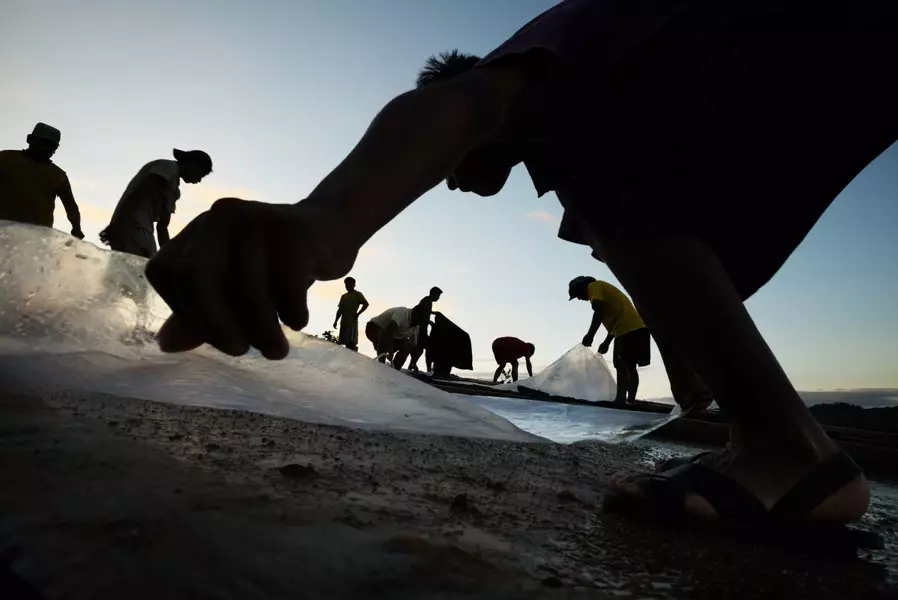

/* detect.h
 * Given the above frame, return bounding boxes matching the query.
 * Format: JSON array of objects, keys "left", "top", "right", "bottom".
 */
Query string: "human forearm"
[
  {"left": 586, "top": 313, "right": 602, "bottom": 340},
  {"left": 301, "top": 68, "right": 523, "bottom": 248},
  {"left": 58, "top": 180, "right": 82, "bottom": 234}
]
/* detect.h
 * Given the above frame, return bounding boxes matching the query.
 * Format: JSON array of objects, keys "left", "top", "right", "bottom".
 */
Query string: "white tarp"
[
  {"left": 498, "top": 344, "right": 617, "bottom": 402},
  {"left": 0, "top": 222, "right": 677, "bottom": 445},
  {"left": 0, "top": 222, "right": 535, "bottom": 442}
]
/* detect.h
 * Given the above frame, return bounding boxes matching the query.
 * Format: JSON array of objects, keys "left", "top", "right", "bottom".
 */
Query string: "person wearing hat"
[
  {"left": 0, "top": 122, "right": 83, "bottom": 239},
  {"left": 409, "top": 286, "right": 442, "bottom": 372},
  {"left": 100, "top": 148, "right": 213, "bottom": 258},
  {"left": 569, "top": 276, "right": 650, "bottom": 405}
]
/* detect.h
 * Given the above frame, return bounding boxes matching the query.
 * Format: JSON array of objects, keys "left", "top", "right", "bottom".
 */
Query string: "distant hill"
[{"left": 799, "top": 389, "right": 898, "bottom": 408}]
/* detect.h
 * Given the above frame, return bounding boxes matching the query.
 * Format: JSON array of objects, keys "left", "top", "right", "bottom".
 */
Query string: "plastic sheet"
[
  {"left": 499, "top": 344, "right": 617, "bottom": 402},
  {"left": 0, "top": 222, "right": 534, "bottom": 442}
]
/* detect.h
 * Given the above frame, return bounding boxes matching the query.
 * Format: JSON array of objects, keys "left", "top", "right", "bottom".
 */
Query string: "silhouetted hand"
[
  {"left": 582, "top": 335, "right": 594, "bottom": 347},
  {"left": 71, "top": 228, "right": 85, "bottom": 240},
  {"left": 145, "top": 198, "right": 357, "bottom": 359},
  {"left": 333, "top": 320, "right": 339, "bottom": 329},
  {"left": 598, "top": 342, "right": 610, "bottom": 354}
]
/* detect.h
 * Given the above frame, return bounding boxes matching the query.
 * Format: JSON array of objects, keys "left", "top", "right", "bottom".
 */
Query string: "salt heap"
[{"left": 499, "top": 344, "right": 617, "bottom": 402}]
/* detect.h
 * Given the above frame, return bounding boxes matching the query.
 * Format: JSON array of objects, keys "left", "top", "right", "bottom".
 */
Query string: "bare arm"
[
  {"left": 525, "top": 356, "right": 533, "bottom": 378},
  {"left": 301, "top": 65, "right": 526, "bottom": 249},
  {"left": 357, "top": 299, "right": 369, "bottom": 318},
  {"left": 157, "top": 211, "right": 171, "bottom": 247},
  {"left": 57, "top": 176, "right": 83, "bottom": 238},
  {"left": 583, "top": 301, "right": 605, "bottom": 346},
  {"left": 333, "top": 307, "right": 342, "bottom": 328}
]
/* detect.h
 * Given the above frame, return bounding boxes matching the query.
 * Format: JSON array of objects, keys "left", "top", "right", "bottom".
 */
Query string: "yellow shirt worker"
[{"left": 569, "top": 275, "right": 650, "bottom": 404}]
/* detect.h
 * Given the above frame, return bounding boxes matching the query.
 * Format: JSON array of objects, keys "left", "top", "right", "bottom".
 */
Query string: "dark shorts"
[
  {"left": 613, "top": 328, "right": 651, "bottom": 369},
  {"left": 484, "top": 0, "right": 898, "bottom": 301},
  {"left": 365, "top": 322, "right": 384, "bottom": 352},
  {"left": 563, "top": 4, "right": 897, "bottom": 299},
  {"left": 365, "top": 322, "right": 415, "bottom": 356}
]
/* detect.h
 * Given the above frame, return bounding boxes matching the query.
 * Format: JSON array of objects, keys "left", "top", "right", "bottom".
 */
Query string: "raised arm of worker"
[
  {"left": 356, "top": 293, "right": 369, "bottom": 318},
  {"left": 145, "top": 63, "right": 527, "bottom": 358},
  {"left": 582, "top": 300, "right": 604, "bottom": 347},
  {"left": 597, "top": 331, "right": 613, "bottom": 354},
  {"left": 157, "top": 211, "right": 172, "bottom": 247},
  {"left": 57, "top": 175, "right": 84, "bottom": 239}
]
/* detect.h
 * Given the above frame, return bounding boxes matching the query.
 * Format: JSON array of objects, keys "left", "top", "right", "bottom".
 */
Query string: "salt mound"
[
  {"left": 0, "top": 222, "right": 536, "bottom": 442},
  {"left": 499, "top": 345, "right": 617, "bottom": 402}
]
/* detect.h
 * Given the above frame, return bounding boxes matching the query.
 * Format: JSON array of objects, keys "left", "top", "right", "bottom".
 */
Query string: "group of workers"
[
  {"left": 5, "top": 0, "right": 893, "bottom": 539},
  {"left": 1, "top": 121, "right": 657, "bottom": 406},
  {"left": 0, "top": 122, "right": 212, "bottom": 259},
  {"left": 334, "top": 269, "right": 652, "bottom": 405}
]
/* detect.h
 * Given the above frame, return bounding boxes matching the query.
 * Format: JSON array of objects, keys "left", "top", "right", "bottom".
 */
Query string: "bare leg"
[
  {"left": 613, "top": 367, "right": 628, "bottom": 403},
  {"left": 655, "top": 337, "right": 714, "bottom": 412},
  {"left": 392, "top": 347, "right": 410, "bottom": 370},
  {"left": 594, "top": 236, "right": 868, "bottom": 521},
  {"left": 493, "top": 362, "right": 507, "bottom": 384},
  {"left": 627, "top": 364, "right": 639, "bottom": 402}
]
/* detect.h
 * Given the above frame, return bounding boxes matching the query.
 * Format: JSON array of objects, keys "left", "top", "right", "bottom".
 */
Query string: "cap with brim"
[
  {"left": 31, "top": 123, "right": 61, "bottom": 143},
  {"left": 173, "top": 148, "right": 213, "bottom": 172},
  {"left": 568, "top": 276, "right": 594, "bottom": 300}
]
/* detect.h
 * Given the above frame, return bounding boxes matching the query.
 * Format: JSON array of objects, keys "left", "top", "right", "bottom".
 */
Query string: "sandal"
[{"left": 604, "top": 452, "right": 881, "bottom": 556}]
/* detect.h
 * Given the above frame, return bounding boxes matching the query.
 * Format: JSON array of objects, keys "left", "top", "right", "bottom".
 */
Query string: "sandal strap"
[
  {"left": 645, "top": 463, "right": 768, "bottom": 519},
  {"left": 768, "top": 453, "right": 862, "bottom": 519}
]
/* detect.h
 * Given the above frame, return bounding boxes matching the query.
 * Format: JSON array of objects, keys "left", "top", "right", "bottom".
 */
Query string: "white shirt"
[
  {"left": 369, "top": 307, "right": 418, "bottom": 338},
  {"left": 111, "top": 159, "right": 181, "bottom": 232}
]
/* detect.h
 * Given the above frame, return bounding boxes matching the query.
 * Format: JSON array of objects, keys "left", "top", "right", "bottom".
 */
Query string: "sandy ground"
[{"left": 2, "top": 392, "right": 897, "bottom": 600}]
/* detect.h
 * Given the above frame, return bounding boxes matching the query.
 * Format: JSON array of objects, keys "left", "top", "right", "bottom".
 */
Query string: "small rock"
[
  {"left": 541, "top": 576, "right": 563, "bottom": 588},
  {"left": 556, "top": 490, "right": 579, "bottom": 503},
  {"left": 278, "top": 463, "right": 318, "bottom": 479},
  {"left": 450, "top": 493, "right": 469, "bottom": 514}
]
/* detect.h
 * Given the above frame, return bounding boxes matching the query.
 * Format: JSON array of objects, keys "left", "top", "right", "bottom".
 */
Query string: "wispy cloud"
[
  {"left": 358, "top": 244, "right": 390, "bottom": 260},
  {"left": 525, "top": 209, "right": 559, "bottom": 226}
]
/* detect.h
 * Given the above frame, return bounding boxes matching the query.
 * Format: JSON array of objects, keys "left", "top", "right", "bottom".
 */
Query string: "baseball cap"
[
  {"left": 568, "top": 276, "right": 594, "bottom": 300},
  {"left": 173, "top": 148, "right": 213, "bottom": 173}
]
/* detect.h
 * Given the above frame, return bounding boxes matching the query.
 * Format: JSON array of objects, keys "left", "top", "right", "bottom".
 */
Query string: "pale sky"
[{"left": 3, "top": 0, "right": 896, "bottom": 398}]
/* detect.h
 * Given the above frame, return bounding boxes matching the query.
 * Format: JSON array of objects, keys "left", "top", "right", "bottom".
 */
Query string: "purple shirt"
[{"left": 476, "top": 0, "right": 688, "bottom": 197}]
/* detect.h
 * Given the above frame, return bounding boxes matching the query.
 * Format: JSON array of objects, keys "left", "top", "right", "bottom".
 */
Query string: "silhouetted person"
[
  {"left": 333, "top": 276, "right": 369, "bottom": 351},
  {"left": 100, "top": 149, "right": 212, "bottom": 258},
  {"left": 145, "top": 1, "right": 893, "bottom": 540},
  {"left": 410, "top": 286, "right": 442, "bottom": 372},
  {"left": 0, "top": 123, "right": 83, "bottom": 239},
  {"left": 365, "top": 306, "right": 426, "bottom": 370},
  {"left": 569, "top": 276, "right": 650, "bottom": 404},
  {"left": 491, "top": 337, "right": 535, "bottom": 383}
]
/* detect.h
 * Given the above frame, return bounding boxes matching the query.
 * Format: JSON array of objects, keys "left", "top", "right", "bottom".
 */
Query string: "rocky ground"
[{"left": 2, "top": 391, "right": 897, "bottom": 599}]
